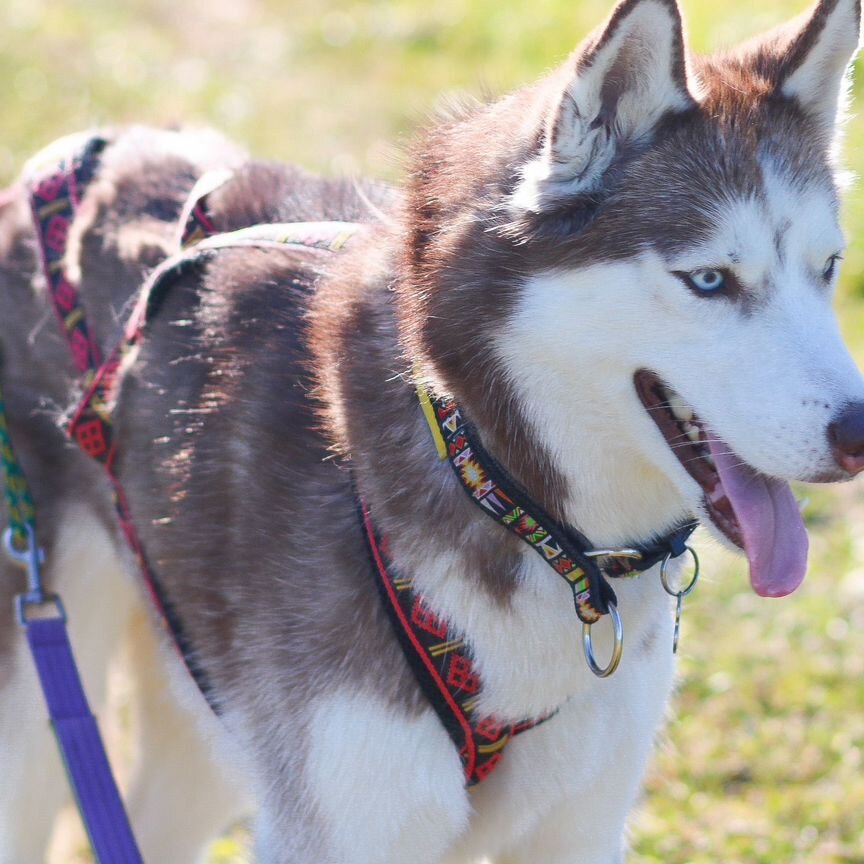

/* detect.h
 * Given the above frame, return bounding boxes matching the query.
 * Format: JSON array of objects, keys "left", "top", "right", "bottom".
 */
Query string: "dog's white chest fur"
[{"left": 303, "top": 567, "right": 676, "bottom": 864}]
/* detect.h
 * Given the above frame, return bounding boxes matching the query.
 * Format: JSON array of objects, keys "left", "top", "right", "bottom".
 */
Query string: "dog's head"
[{"left": 403, "top": 0, "right": 864, "bottom": 597}]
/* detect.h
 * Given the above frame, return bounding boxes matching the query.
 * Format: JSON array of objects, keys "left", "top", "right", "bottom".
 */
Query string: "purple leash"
[
  {"left": 6, "top": 525, "right": 144, "bottom": 864},
  {"left": 2, "top": 136, "right": 144, "bottom": 861}
]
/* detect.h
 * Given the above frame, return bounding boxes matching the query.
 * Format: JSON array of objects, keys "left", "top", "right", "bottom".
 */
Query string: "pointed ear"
[
  {"left": 513, "top": 0, "right": 695, "bottom": 213},
  {"left": 779, "top": 0, "right": 861, "bottom": 131}
]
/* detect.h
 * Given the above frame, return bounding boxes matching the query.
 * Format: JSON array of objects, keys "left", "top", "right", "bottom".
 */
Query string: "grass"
[{"left": 2, "top": 1, "right": 863, "bottom": 861}]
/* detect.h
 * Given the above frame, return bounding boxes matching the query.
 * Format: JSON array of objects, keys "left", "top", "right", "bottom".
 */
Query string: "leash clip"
[
  {"left": 4, "top": 524, "right": 66, "bottom": 625},
  {"left": 660, "top": 545, "right": 699, "bottom": 654}
]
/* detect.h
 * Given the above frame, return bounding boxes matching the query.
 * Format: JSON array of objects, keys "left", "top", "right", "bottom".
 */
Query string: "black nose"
[{"left": 828, "top": 402, "right": 864, "bottom": 476}]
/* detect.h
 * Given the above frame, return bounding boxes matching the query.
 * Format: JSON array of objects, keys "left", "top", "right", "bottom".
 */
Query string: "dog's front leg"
[
  {"left": 123, "top": 606, "right": 252, "bottom": 864},
  {"left": 250, "top": 689, "right": 470, "bottom": 864}
]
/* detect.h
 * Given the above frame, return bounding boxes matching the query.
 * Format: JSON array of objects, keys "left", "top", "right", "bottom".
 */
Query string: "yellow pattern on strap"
[{"left": 416, "top": 377, "right": 447, "bottom": 461}]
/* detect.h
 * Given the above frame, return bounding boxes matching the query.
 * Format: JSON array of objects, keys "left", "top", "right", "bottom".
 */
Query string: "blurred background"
[{"left": 2, "top": 0, "right": 863, "bottom": 862}]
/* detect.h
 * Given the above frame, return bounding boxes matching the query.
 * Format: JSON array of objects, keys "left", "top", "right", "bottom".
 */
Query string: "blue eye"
[{"left": 688, "top": 268, "right": 726, "bottom": 293}]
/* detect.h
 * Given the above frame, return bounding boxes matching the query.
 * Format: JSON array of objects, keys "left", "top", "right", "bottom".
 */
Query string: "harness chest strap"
[{"left": 359, "top": 503, "right": 549, "bottom": 786}]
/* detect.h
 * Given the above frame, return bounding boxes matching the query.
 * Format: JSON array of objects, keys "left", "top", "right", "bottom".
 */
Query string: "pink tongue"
[{"left": 706, "top": 435, "right": 809, "bottom": 597}]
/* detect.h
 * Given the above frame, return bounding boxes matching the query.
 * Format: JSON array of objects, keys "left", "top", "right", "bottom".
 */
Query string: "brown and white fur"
[{"left": 1, "top": 1, "right": 863, "bottom": 861}]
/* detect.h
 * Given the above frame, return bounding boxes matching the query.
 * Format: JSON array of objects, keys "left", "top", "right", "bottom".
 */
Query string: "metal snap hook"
[
  {"left": 659, "top": 545, "right": 700, "bottom": 654},
  {"left": 4, "top": 525, "right": 65, "bottom": 625},
  {"left": 582, "top": 602, "right": 623, "bottom": 678}
]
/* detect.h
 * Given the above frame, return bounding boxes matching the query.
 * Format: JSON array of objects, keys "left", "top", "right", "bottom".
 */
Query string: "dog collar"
[{"left": 417, "top": 380, "right": 698, "bottom": 672}]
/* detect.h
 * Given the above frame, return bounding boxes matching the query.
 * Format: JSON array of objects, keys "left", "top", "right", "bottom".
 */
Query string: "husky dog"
[{"left": 1, "top": 0, "right": 863, "bottom": 861}]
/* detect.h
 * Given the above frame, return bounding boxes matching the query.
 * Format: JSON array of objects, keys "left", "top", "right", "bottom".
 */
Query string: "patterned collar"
[{"left": 416, "top": 383, "right": 698, "bottom": 625}]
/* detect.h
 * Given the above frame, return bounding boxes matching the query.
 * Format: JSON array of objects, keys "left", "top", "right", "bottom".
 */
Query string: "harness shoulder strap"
[{"left": 26, "top": 134, "right": 108, "bottom": 376}]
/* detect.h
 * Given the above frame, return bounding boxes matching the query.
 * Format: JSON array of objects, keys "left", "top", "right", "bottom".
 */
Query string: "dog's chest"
[
  {"left": 436, "top": 566, "right": 678, "bottom": 860},
  {"left": 408, "top": 543, "right": 677, "bottom": 721}
]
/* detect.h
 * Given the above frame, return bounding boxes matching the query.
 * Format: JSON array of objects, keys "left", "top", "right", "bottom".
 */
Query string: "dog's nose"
[{"left": 828, "top": 402, "right": 864, "bottom": 476}]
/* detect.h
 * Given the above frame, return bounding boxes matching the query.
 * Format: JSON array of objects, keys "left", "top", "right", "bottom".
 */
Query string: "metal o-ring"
[
  {"left": 659, "top": 545, "right": 700, "bottom": 598},
  {"left": 582, "top": 602, "right": 624, "bottom": 678},
  {"left": 660, "top": 545, "right": 700, "bottom": 655}
]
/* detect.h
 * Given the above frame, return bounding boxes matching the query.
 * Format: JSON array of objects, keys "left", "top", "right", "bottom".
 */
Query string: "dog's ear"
[
  {"left": 777, "top": 0, "right": 861, "bottom": 132},
  {"left": 512, "top": 0, "right": 694, "bottom": 213}
]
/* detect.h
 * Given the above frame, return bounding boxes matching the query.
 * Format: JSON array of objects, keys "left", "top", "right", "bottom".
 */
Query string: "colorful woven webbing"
[
  {"left": 360, "top": 502, "right": 550, "bottom": 786},
  {"left": 27, "top": 135, "right": 107, "bottom": 377},
  {"left": 0, "top": 383, "right": 36, "bottom": 550},
  {"left": 427, "top": 395, "right": 611, "bottom": 623},
  {"left": 421, "top": 391, "right": 698, "bottom": 624},
  {"left": 4, "top": 134, "right": 145, "bottom": 864}
]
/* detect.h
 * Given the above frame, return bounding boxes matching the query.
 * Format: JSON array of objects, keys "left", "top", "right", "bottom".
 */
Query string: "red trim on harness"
[
  {"left": 360, "top": 502, "right": 479, "bottom": 780},
  {"left": 27, "top": 142, "right": 104, "bottom": 375},
  {"left": 25, "top": 135, "right": 218, "bottom": 704},
  {"left": 360, "top": 500, "right": 552, "bottom": 786}
]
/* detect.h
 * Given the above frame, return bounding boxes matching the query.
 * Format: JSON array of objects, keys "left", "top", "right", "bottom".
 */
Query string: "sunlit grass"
[{"left": 3, "top": 1, "right": 863, "bottom": 862}]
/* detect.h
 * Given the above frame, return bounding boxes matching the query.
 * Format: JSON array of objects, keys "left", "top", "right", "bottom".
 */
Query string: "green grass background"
[{"left": 2, "top": 1, "right": 863, "bottom": 862}]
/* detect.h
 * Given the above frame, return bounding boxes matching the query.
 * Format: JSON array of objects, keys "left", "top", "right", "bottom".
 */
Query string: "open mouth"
[
  {"left": 634, "top": 369, "right": 809, "bottom": 598},
  {"left": 634, "top": 370, "right": 742, "bottom": 547}
]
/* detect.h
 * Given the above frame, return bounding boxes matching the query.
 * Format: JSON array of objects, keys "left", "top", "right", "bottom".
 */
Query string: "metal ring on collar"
[
  {"left": 659, "top": 544, "right": 700, "bottom": 598},
  {"left": 582, "top": 602, "right": 623, "bottom": 678}
]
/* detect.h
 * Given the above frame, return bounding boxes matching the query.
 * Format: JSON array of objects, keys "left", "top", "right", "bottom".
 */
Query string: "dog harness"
[{"left": 14, "top": 134, "right": 698, "bottom": 791}]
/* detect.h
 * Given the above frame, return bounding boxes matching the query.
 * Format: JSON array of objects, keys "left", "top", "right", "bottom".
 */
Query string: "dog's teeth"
[
  {"left": 668, "top": 394, "right": 694, "bottom": 423},
  {"left": 704, "top": 453, "right": 716, "bottom": 468},
  {"left": 685, "top": 425, "right": 701, "bottom": 443}
]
